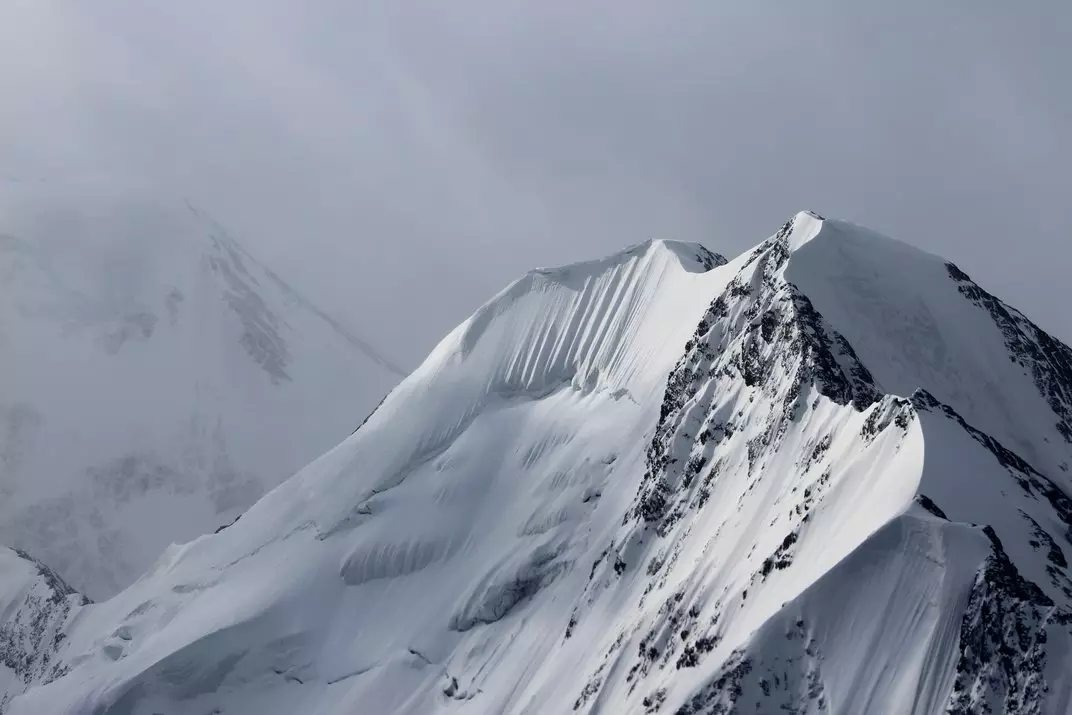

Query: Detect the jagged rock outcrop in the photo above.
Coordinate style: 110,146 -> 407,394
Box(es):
0,548 -> 89,713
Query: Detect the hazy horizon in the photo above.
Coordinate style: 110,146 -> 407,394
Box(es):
3,1 -> 1069,365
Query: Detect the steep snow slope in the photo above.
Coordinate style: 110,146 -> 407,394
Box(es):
0,183 -> 402,597
9,213 -> 1072,714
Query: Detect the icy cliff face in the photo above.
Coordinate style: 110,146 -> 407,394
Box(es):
8,212 -> 1072,714
1,186 -> 402,597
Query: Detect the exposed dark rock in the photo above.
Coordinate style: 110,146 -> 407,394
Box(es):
208,234 -> 292,384
0,549 -> 90,703
945,527 -> 1072,714
916,494 -> 949,520
674,650 -> 753,715
758,531 -> 799,580
352,391 -> 391,435
635,241 -> 880,534
947,262 -> 1072,444
213,513 -> 242,534
694,248 -> 729,272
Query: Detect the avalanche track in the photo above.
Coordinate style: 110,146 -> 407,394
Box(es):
6,212 -> 1072,715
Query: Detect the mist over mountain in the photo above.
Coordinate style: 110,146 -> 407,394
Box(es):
1,181 -> 403,598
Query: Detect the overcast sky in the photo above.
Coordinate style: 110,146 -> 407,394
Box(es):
2,1 -> 1070,366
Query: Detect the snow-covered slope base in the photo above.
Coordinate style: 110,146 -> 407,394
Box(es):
9,213 -> 1072,714
0,183 -> 403,597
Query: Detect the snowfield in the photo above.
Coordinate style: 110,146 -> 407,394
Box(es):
5,211 -> 1072,714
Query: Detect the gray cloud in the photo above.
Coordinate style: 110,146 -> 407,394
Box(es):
2,1 -> 1070,364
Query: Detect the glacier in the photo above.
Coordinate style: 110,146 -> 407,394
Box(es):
5,211 -> 1072,714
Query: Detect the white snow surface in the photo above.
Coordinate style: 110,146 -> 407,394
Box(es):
1,182 -> 403,598
7,212 -> 1072,714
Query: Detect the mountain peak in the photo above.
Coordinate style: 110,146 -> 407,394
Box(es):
765,214 -> 1072,484
527,237 -> 727,286
776,209 -> 826,251
769,209 -> 939,265
631,237 -> 728,273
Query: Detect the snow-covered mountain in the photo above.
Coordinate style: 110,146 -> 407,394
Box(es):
7,212 -> 1072,714
0,182 -> 403,598
0,547 -> 90,711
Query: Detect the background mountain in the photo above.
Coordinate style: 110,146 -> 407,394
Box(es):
0,180 -> 404,598
7,212 -> 1072,714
